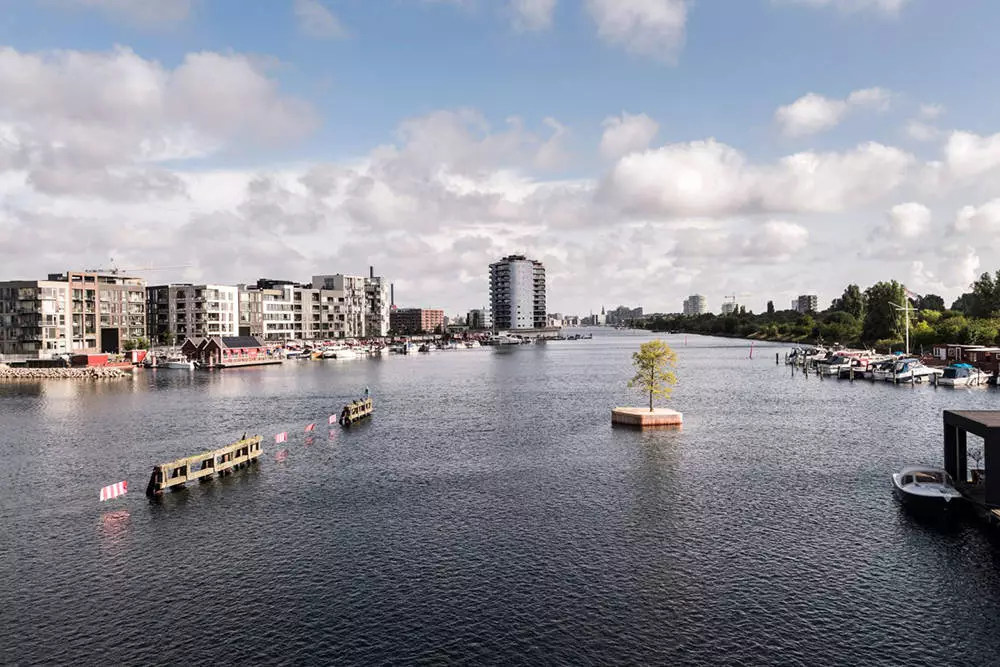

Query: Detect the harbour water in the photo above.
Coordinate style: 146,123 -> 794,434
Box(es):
3,332 -> 1000,665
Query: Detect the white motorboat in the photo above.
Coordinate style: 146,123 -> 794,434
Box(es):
330,346 -> 357,360
882,358 -> 938,383
892,466 -> 963,509
937,363 -> 991,387
160,356 -> 195,370
486,333 -> 520,346
465,340 -> 481,349
816,354 -> 858,376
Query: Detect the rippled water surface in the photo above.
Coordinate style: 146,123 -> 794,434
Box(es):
3,332 -> 1000,665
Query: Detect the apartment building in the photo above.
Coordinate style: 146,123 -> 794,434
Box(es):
389,308 -> 445,334
682,295 -> 707,316
146,284 -> 239,343
795,294 -> 819,314
0,270 -> 146,357
489,255 -> 546,331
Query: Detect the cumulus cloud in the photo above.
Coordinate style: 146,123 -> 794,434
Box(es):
942,130 -> 1000,182
778,0 -> 909,16
0,45 -> 317,199
586,0 -> 687,64
60,0 -> 193,24
599,112 -> 659,159
953,199 -> 1000,235
910,247 -> 980,294
775,87 -> 891,137
509,0 -> 557,30
872,202 -> 931,240
294,0 -> 349,39
602,139 -> 913,217
906,120 -> 940,142
671,220 -> 809,265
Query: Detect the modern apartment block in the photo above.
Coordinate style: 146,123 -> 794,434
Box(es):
389,308 -> 445,334
466,308 -> 492,330
682,294 -> 707,316
0,270 -> 146,357
146,284 -> 239,343
795,294 -> 818,314
488,255 -> 546,331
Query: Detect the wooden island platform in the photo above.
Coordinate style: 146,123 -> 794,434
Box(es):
943,410 -> 1000,526
145,435 -> 263,496
612,407 -> 683,429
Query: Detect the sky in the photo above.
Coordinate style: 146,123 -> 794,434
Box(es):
1,0 -> 1000,316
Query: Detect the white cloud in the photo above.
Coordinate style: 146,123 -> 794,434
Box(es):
919,103 -> 945,120
294,0 -> 348,39
906,120 -> 940,142
910,248 -> 980,294
953,199 -> 1000,235
604,139 -> 913,217
775,87 -> 891,137
60,0 -> 192,23
874,202 -> 931,240
671,220 -> 809,265
0,45 -> 317,199
586,0 -> 687,64
509,0 -> 557,30
943,130 -> 1000,181
778,0 -> 909,16
599,112 -> 659,159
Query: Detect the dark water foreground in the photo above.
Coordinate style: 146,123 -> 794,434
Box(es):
2,333 -> 1000,665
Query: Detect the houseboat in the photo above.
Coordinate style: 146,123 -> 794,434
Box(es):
339,397 -> 374,426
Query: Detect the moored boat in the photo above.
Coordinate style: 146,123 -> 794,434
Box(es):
160,356 -> 195,370
891,466 -> 963,509
937,363 -> 991,387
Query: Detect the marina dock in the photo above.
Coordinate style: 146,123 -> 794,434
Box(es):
145,436 -> 263,495
943,410 -> 1000,526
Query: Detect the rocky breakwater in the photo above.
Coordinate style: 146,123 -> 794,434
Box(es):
0,364 -> 130,380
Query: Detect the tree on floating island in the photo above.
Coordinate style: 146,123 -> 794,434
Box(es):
628,340 -> 678,412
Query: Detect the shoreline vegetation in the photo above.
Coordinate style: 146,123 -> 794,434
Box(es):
642,274 -> 1000,352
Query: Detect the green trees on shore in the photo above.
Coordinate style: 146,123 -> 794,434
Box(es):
644,272 -> 1000,351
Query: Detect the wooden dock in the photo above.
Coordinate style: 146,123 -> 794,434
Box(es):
339,398 -> 373,426
611,407 -> 683,428
145,436 -> 263,495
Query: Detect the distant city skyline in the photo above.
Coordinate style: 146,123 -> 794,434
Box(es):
2,2 -> 999,314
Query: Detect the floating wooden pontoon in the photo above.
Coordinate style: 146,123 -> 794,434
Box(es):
145,435 -> 263,496
339,398 -> 374,426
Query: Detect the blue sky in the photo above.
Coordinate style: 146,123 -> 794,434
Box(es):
1,0 -> 1000,314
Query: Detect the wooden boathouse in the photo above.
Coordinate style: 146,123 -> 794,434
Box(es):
181,336 -> 282,368
145,435 -> 263,495
943,410 -> 1000,525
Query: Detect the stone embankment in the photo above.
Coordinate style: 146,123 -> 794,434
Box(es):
0,364 -> 130,380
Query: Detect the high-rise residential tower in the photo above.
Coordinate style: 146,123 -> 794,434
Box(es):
489,255 -> 546,331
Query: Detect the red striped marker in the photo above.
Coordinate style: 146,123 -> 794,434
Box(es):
305,423 -> 316,433
99,480 -> 127,502
275,432 -> 288,443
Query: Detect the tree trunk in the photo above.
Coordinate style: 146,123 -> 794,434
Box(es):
649,389 -> 653,412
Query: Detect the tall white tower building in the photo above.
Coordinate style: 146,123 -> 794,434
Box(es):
489,255 -> 546,331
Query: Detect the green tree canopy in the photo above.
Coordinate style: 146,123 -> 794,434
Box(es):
861,280 -> 906,343
628,340 -> 678,412
917,294 -> 945,311
831,284 -> 865,320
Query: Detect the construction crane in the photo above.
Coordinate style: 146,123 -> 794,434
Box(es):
102,258 -> 193,275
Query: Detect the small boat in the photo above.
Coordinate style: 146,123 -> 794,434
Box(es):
486,333 -> 520,346
160,356 -> 195,370
937,363 -> 990,387
892,466 -> 963,509
418,343 -> 432,353
465,340 -> 481,349
883,358 -> 938,383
